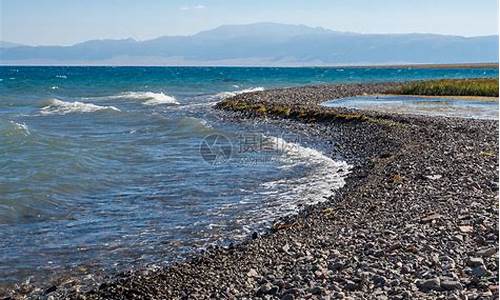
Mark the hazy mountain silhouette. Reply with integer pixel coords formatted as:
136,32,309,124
0,41,25,48
1,23,498,65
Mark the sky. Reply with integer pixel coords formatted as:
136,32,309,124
1,0,498,46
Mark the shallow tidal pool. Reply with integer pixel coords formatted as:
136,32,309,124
322,95,499,120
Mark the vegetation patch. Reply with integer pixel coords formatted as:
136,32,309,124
388,78,499,97
218,99,404,128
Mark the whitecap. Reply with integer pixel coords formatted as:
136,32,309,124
40,99,120,115
214,87,265,99
50,86,59,90
8,121,30,136
55,75,67,79
257,135,351,213
108,91,179,106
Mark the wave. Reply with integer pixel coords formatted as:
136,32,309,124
258,135,351,211
106,91,179,106
40,99,120,115
0,120,30,137
214,87,265,99
205,133,352,241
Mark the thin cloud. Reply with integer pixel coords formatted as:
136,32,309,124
179,4,206,11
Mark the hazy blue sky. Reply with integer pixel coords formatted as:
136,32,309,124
1,0,498,45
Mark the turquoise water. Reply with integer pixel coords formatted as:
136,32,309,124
0,66,497,288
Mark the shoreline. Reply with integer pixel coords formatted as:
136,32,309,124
5,82,499,299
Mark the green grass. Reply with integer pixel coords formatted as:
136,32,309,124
389,78,499,97
217,99,404,128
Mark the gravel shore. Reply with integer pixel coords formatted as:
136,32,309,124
10,83,499,299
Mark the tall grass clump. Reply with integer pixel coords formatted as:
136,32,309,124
391,78,499,97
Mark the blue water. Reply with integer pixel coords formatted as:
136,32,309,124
0,66,497,289
323,95,499,120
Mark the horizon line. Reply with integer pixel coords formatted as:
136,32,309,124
0,62,498,69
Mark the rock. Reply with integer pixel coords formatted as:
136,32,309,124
421,213,442,223
281,294,295,300
44,285,57,295
247,268,259,278
441,280,463,291
257,282,278,295
308,286,324,295
480,290,493,298
328,261,344,272
471,265,488,277
476,247,497,257
258,282,271,293
467,257,484,267
373,275,386,287
282,288,302,297
459,225,474,233
417,278,441,292
344,280,358,291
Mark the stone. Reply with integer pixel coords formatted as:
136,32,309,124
247,268,259,278
441,280,463,291
44,285,57,295
471,265,488,277
308,286,324,295
421,213,442,223
417,278,441,292
257,282,278,295
467,257,484,267
459,225,473,233
344,280,358,291
476,247,497,257
281,294,295,300
373,275,386,287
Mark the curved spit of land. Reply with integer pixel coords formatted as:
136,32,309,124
10,81,499,299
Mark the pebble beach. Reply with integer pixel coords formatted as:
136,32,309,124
9,82,499,299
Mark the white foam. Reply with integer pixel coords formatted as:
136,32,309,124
109,91,179,106
237,135,351,226
263,137,351,201
8,121,30,136
40,99,120,115
215,87,265,99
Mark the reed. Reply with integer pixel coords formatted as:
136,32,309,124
390,78,499,97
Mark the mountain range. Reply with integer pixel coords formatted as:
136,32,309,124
0,23,498,66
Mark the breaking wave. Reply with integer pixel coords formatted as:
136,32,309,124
107,91,179,106
0,120,30,137
215,87,265,99
40,99,120,115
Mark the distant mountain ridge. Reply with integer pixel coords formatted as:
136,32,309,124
0,41,25,48
1,23,498,66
